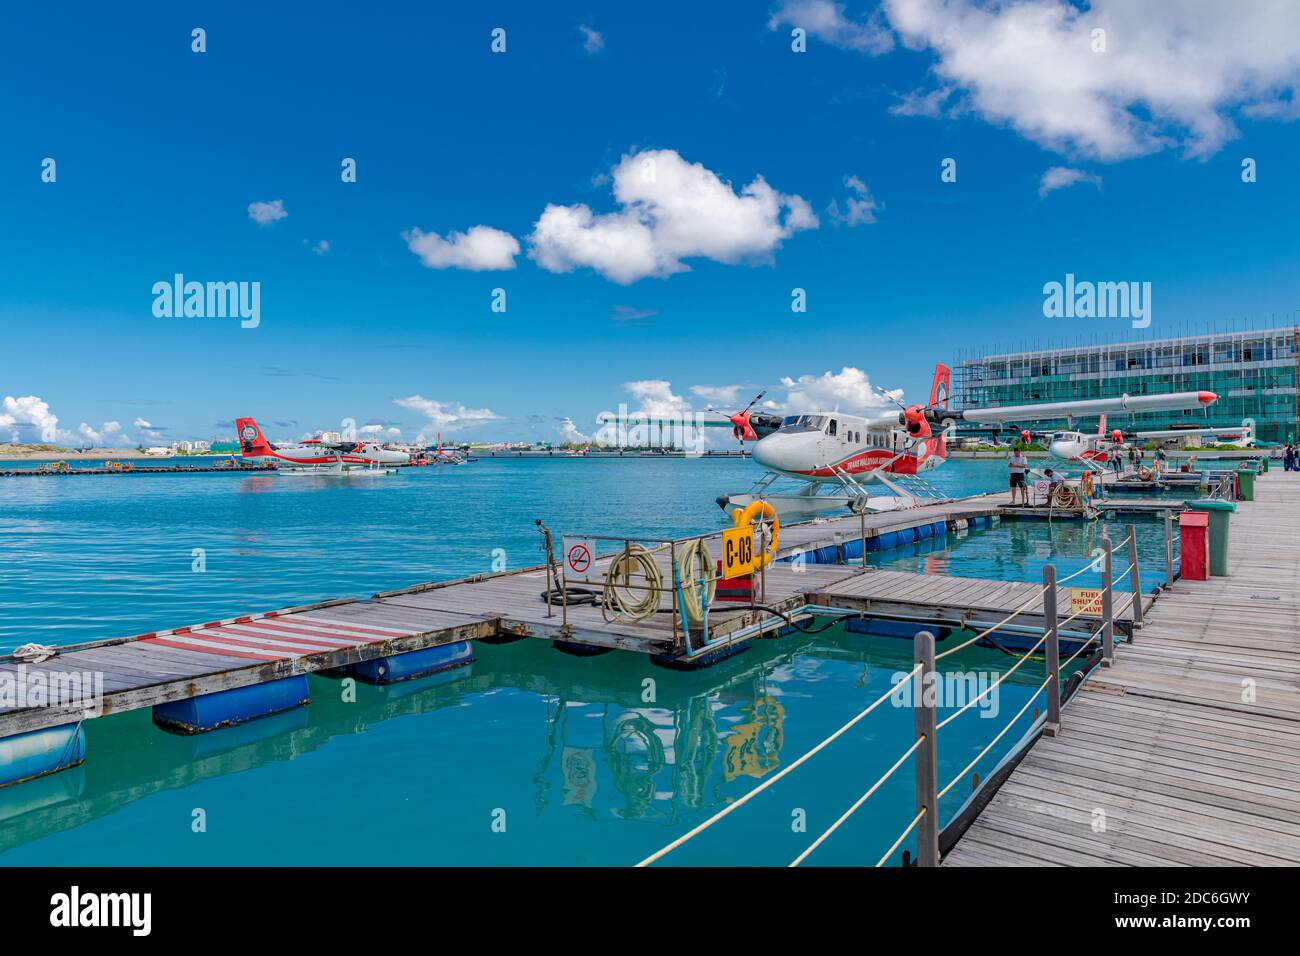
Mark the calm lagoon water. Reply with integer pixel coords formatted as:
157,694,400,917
0,456,1165,865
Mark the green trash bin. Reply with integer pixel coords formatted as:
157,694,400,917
1236,464,1256,501
1187,498,1236,576
1259,455,1269,474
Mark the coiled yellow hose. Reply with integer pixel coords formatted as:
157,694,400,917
602,544,663,623
675,538,716,626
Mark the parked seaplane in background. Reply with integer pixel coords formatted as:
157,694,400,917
598,366,1219,517
409,433,470,466
1044,416,1255,465
236,417,409,474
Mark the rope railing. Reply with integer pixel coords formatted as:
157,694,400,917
790,735,924,867
875,806,927,868
935,630,1046,730
634,661,922,867
938,673,1053,800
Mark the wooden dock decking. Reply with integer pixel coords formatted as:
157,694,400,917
944,469,1300,866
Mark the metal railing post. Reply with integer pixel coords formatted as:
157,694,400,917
860,511,867,568
913,630,939,867
1163,510,1175,588
1042,565,1061,735
1101,535,1114,667
1126,524,1143,629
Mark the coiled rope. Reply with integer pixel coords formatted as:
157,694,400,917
675,537,715,627
601,544,662,623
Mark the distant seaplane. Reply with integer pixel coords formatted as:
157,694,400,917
236,418,409,474
1044,416,1255,464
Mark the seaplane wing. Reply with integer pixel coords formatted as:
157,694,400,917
957,390,1217,424
1133,418,1252,441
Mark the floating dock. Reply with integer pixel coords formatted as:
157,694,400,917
1,463,276,478
0,486,1146,769
944,469,1300,866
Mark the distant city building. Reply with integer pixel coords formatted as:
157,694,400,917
953,327,1299,444
144,446,172,456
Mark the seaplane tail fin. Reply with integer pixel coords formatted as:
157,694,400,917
235,417,275,457
1098,414,1107,436
929,363,951,407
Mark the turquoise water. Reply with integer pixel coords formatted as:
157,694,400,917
0,458,1155,865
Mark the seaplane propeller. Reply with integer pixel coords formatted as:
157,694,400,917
711,391,783,444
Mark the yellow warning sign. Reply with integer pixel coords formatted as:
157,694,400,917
1070,587,1104,615
721,525,759,580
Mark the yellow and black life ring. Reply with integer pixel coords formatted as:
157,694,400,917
731,500,780,569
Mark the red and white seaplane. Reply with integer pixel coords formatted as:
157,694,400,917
599,366,1219,517
236,418,409,475
1045,416,1255,465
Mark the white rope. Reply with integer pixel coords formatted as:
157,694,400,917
789,736,924,867
936,630,1047,730
635,662,922,867
10,642,57,664
875,806,927,868
938,673,1053,800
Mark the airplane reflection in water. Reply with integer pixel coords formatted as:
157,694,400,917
0,630,1052,856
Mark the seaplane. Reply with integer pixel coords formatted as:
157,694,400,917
597,365,1219,517
1043,417,1255,465
235,418,409,475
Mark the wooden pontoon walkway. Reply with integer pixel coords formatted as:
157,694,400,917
945,469,1300,866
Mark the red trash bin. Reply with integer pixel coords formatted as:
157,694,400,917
1180,511,1210,580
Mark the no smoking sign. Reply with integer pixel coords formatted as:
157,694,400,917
562,536,597,577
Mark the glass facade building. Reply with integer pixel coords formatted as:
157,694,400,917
952,327,1300,444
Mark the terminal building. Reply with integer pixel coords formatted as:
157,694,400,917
952,327,1300,445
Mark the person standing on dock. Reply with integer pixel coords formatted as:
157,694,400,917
1008,446,1029,506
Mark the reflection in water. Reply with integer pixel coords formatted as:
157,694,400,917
0,625,1056,863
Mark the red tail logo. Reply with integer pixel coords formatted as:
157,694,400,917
235,417,274,457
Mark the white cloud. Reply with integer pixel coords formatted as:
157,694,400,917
775,367,903,415
132,417,152,429
0,395,60,443
360,423,402,439
828,174,880,226
1038,165,1102,198
579,24,604,54
248,199,287,226
403,226,520,271
527,149,818,284
768,1,894,54
394,395,501,441
311,240,330,255
689,384,748,407
623,379,694,418
880,0,1300,160
558,417,590,443
77,420,126,447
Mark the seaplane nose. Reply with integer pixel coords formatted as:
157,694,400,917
753,432,805,473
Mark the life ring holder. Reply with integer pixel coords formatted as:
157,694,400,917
731,500,780,570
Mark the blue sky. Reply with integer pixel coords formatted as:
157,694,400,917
2,0,1299,446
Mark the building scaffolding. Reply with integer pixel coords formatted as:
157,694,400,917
952,325,1300,443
